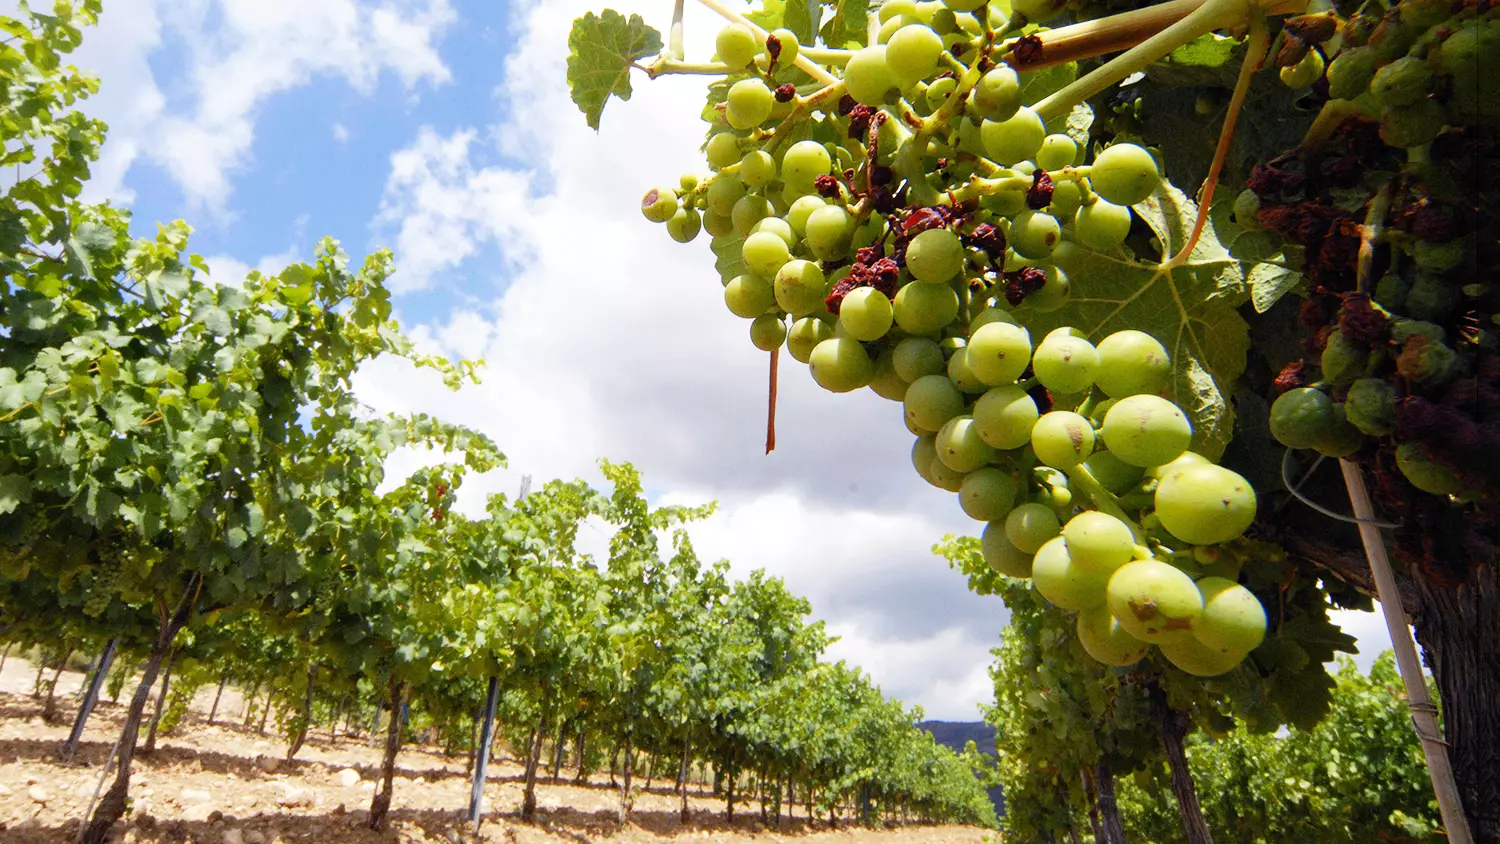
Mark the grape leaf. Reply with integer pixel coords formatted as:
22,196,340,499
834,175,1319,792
819,0,869,48
711,233,749,282
785,0,817,46
566,10,663,131
1029,184,1254,459
747,0,787,32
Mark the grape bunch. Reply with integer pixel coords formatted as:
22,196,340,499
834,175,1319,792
638,0,1270,675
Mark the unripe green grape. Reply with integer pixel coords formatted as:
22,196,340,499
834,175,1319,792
981,107,1045,165
1379,99,1445,149
717,23,759,69
974,385,1039,449
788,316,834,363
947,346,987,393
913,434,940,485
773,259,827,315
889,281,956,337
1035,134,1079,171
1026,265,1072,313
1395,442,1462,495
906,374,966,433
1011,0,1067,24
966,322,1032,386
1005,502,1061,554
725,274,775,318
1344,378,1396,436
1232,189,1261,231
845,45,898,105
750,215,795,248
879,0,919,22
769,28,800,64
1315,404,1366,459
1077,605,1149,666
1370,55,1432,108
783,140,833,194
739,150,777,188
641,186,679,223
706,175,746,216
1160,637,1245,676
1083,450,1145,494
1048,179,1082,220
1194,577,1267,654
971,306,1017,330
805,205,853,259
1073,199,1133,252
1009,210,1061,259
982,521,1034,577
1106,559,1203,644
869,349,908,401
1269,387,1336,449
1032,411,1096,469
1325,46,1379,100
928,5,959,33
839,286,895,341
886,24,944,84
1032,536,1109,611
960,467,1018,522
877,15,915,45
925,76,958,111
732,194,772,236
1101,394,1192,467
1279,48,1326,89
667,207,701,243
750,314,787,351
809,337,874,392
943,0,987,12
973,66,1021,122
1032,332,1100,394
704,209,734,238
1095,330,1171,398
1154,463,1257,545
727,78,775,130
742,231,790,279
705,132,741,169
937,414,997,472
1063,511,1136,576
786,194,828,236
893,337,946,382
1088,143,1161,207
906,228,965,283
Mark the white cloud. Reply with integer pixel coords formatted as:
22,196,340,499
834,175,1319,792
333,123,351,144
199,247,301,287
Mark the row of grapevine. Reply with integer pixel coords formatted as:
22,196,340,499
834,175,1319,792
0,5,996,841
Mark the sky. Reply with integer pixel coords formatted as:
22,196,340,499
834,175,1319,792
60,0,1394,721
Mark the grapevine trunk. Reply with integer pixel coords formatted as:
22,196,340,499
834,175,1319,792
208,675,226,725
1095,760,1126,844
367,678,405,831
1153,684,1214,844
143,646,178,753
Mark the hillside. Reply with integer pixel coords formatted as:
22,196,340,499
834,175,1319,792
920,722,1005,818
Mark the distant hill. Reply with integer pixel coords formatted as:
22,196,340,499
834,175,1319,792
920,721,1005,817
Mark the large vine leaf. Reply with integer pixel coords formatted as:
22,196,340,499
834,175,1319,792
819,0,870,48
1029,184,1256,459
566,10,663,131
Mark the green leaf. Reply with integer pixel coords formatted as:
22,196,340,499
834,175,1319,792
0,474,31,515
784,0,817,46
1247,262,1302,313
820,0,869,48
746,0,787,32
566,10,663,131
710,233,749,282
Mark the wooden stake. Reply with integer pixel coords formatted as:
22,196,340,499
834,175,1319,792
766,346,779,454
1337,459,1474,844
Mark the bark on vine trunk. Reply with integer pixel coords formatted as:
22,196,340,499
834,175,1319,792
679,737,692,823
82,589,195,844
521,715,546,821
550,718,568,780
286,666,315,761
573,728,588,782
618,729,635,823
208,675,227,725
1095,760,1126,844
367,679,406,831
1408,562,1500,843
1152,684,1214,844
143,646,178,753
42,648,72,722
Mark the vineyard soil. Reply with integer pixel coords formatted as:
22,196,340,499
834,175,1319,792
0,659,991,844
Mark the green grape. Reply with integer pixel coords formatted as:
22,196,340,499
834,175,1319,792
1326,46,1378,100
805,205,853,259
751,215,795,248
1035,134,1078,171
1269,387,1336,449
1088,143,1161,207
893,281,961,335
786,194,828,235
667,207,701,243
1012,0,1066,23
1048,179,1083,220
1077,605,1149,666
906,228,965,283
788,316,834,363
1232,189,1260,231
1032,536,1109,611
706,132,741,169
971,306,1017,330
905,374,966,432
929,452,968,491
925,76,958,111
769,27,800,64
750,314,787,351
972,66,1021,122
880,0,919,22
1062,511,1136,575
966,322,1032,386
944,0,987,12
1379,98,1444,149
1009,210,1061,259
1395,442,1462,495
1370,55,1432,108
732,194,772,236
703,208,734,237
1073,199,1133,252
982,521,1034,577
809,337,874,392
1344,378,1396,436
893,336,946,382
706,175,747,215
739,150,777,187
1279,48,1326,89
1194,577,1267,654
981,107,1045,165
1100,395,1192,468
839,286,895,341
1031,411,1095,469
913,434,940,485
783,140,832,194
869,349,908,401
727,78,775,130
1005,502,1060,554
1083,450,1145,494
886,24,944,84
1106,559,1203,644
974,385,1039,449
1095,330,1171,398
937,414,998,472
724,274,775,318
846,45,898,105
1154,463,1257,545
773,259,827,316
929,5,960,33
1025,265,1070,312
1034,468,1073,513
716,23,759,69
1032,331,1099,394
1160,637,1245,676
946,346,987,393
641,186,679,223
1314,404,1365,459
1147,450,1208,483
744,230,792,277
960,467,1018,522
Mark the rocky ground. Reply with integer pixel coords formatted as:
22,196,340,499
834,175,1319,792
0,656,995,844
